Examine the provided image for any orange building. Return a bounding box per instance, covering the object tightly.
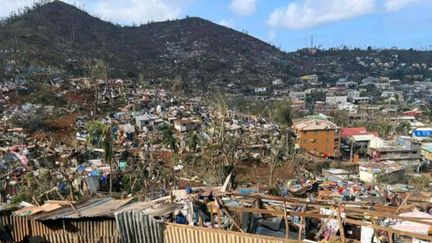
[293,118,340,158]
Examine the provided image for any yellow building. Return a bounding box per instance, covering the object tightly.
[293,118,340,158]
[300,74,318,82]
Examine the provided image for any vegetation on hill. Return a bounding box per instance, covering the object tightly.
[0,0,289,88]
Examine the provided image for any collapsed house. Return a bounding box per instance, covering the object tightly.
[0,179,431,243]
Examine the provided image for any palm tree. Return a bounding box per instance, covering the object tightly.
[90,60,112,113]
[221,133,241,167]
[185,130,200,153]
[213,92,229,143]
[86,121,114,193]
[395,121,411,135]
[159,124,178,153]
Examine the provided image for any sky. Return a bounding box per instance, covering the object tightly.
[1,0,432,51]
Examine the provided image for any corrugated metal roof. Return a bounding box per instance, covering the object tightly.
[352,134,376,142]
[118,202,183,217]
[114,201,183,243]
[14,203,62,217]
[24,197,133,220]
[115,211,165,243]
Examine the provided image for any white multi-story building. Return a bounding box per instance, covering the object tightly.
[338,102,358,113]
[326,96,348,105]
[381,91,396,98]
[289,91,306,101]
[347,90,360,100]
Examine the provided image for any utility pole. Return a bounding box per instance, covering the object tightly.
[310,35,314,49]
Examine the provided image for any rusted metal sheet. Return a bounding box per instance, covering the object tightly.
[9,215,28,242]
[30,219,64,236]
[164,224,299,243]
[0,215,119,242]
[70,219,118,236]
[41,233,119,243]
[42,233,76,243]
[28,197,133,220]
[115,211,164,243]
[0,215,10,227]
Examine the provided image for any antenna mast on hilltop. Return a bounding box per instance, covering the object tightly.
[310,35,314,49]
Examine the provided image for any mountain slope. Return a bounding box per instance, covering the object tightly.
[0,1,290,88]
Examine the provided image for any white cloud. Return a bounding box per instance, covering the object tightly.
[267,0,377,29]
[267,30,277,41]
[93,0,190,24]
[0,0,35,18]
[218,19,234,28]
[229,0,257,16]
[384,0,420,12]
[0,0,190,24]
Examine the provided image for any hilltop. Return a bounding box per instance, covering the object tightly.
[0,1,290,89]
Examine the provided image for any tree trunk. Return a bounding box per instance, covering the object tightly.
[109,161,113,193]
[94,85,98,117]
[269,164,275,187]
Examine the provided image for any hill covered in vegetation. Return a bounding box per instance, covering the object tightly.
[0,1,290,89]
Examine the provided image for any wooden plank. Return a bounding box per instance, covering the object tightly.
[344,207,432,225]
[396,193,410,213]
[298,216,304,241]
[283,202,289,239]
[337,206,345,243]
[222,208,244,233]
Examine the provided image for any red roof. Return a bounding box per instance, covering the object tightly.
[403,110,423,116]
[341,127,367,138]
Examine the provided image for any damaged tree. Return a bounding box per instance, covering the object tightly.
[86,121,114,193]
[268,136,286,187]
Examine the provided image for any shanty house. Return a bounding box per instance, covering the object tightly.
[359,162,406,183]
[3,197,133,242]
[135,114,159,131]
[174,119,200,132]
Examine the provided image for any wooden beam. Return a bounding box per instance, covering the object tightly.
[344,207,432,225]
[315,209,335,241]
[283,201,289,239]
[396,193,410,213]
[298,215,304,241]
[220,192,389,209]
[337,206,345,243]
[68,201,80,217]
[216,196,244,233]
[222,208,244,233]
[217,204,222,228]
